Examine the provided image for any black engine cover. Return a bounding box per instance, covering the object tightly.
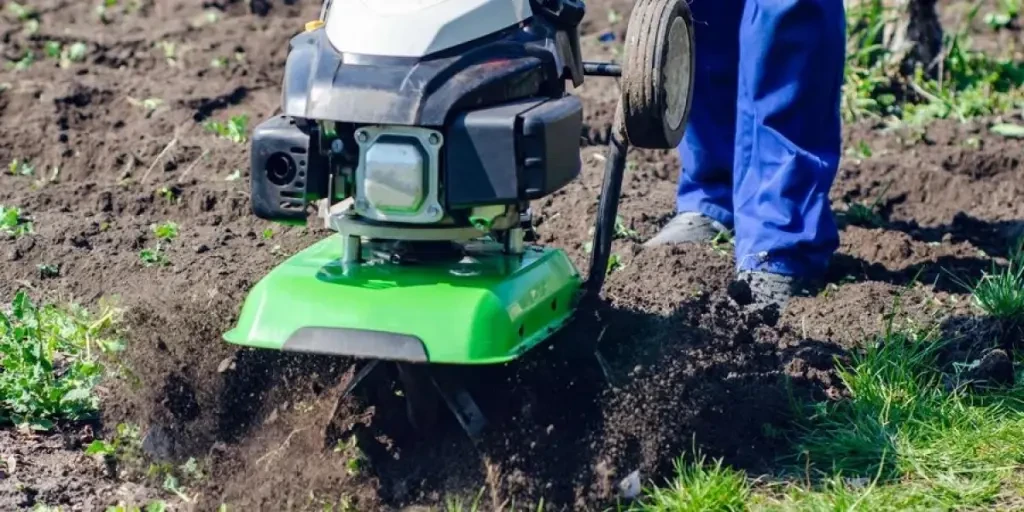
[249,116,329,222]
[444,95,582,209]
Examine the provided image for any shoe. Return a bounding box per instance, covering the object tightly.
[644,212,728,247]
[732,271,804,310]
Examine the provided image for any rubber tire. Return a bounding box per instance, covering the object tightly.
[620,0,696,150]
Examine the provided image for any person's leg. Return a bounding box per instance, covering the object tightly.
[646,0,743,246]
[731,0,846,304]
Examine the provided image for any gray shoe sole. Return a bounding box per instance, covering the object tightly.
[733,271,804,310]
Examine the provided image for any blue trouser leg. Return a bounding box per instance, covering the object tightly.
[732,0,846,278]
[675,1,744,228]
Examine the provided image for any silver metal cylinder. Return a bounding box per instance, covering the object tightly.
[343,235,361,263]
[505,228,525,255]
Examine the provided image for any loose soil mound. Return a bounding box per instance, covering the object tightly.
[1,0,1021,510]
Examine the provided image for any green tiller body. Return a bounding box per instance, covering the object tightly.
[225,0,696,435]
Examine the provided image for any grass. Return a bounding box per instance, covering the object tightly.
[0,291,123,430]
[627,243,1024,510]
[624,453,750,512]
[625,316,1024,511]
[964,239,1024,323]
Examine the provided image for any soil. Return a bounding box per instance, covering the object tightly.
[1,1,1022,511]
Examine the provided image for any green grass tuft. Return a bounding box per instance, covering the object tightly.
[625,452,751,512]
[783,320,1024,509]
[966,240,1024,322]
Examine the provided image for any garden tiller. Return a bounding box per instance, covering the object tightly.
[224,0,695,436]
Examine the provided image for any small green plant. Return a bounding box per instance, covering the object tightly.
[158,41,178,66]
[984,0,1020,29]
[261,228,274,240]
[8,158,34,176]
[127,96,164,113]
[37,263,59,279]
[85,422,144,472]
[710,230,734,256]
[613,215,638,240]
[44,41,62,59]
[0,205,33,237]
[6,1,35,21]
[203,115,249,143]
[138,248,167,267]
[6,50,35,71]
[95,0,120,24]
[0,291,123,430]
[991,122,1024,138]
[104,501,168,512]
[156,186,178,203]
[152,221,179,241]
[139,221,179,267]
[43,42,87,67]
[840,181,892,228]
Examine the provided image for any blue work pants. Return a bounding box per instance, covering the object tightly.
[676,0,846,278]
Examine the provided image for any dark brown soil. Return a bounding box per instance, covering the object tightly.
[1,1,1022,511]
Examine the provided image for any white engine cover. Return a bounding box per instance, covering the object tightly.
[323,0,533,58]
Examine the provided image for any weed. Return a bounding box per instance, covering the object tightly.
[86,422,145,478]
[984,0,1020,29]
[0,205,33,237]
[44,42,88,68]
[624,451,751,512]
[152,221,179,241]
[44,41,61,59]
[614,215,638,240]
[444,487,486,511]
[139,221,179,267]
[158,41,179,66]
[6,50,35,71]
[204,115,249,143]
[127,97,164,112]
[104,501,169,512]
[711,230,735,256]
[8,158,34,176]
[839,181,892,228]
[6,2,35,21]
[0,291,123,430]
[37,263,60,279]
[991,122,1024,138]
[156,186,178,203]
[842,2,1024,123]
[138,248,168,267]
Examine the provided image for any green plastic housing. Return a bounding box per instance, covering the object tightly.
[223,235,583,365]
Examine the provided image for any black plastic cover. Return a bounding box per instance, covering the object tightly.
[249,115,328,222]
[281,18,585,127]
[444,95,582,209]
[519,94,583,199]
